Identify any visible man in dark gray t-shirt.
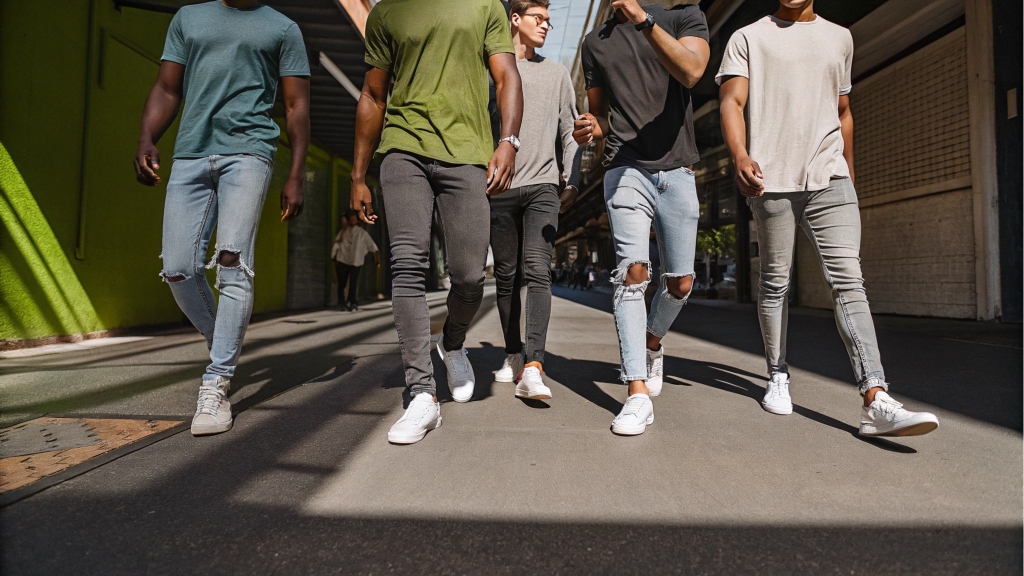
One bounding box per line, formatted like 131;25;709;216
574;1;709;437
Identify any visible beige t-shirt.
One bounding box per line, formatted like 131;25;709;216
716;16;853;192
332;227;378;266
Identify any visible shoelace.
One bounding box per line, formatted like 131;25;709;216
620;396;647;417
522;367;540;381
449;349;472;380
874;396;904;418
649;355;663;375
196;387;223;416
765;377;788;401
403;398;432;424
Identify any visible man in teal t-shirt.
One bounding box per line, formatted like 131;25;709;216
351;0;524;445
134;0;310;437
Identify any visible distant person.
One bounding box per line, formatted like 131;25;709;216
351;0;523;444
575;0;709;435
490;0;582;401
717;0;938;436
332;209;380;311
134;0;310;436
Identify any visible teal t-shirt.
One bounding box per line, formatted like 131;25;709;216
364;0;514;166
161;1;310;161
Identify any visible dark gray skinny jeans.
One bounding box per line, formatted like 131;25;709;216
489;183;559;364
380;152;490;397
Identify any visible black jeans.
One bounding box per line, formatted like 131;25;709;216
380;152;490;397
489;184;559;364
335;262;361;307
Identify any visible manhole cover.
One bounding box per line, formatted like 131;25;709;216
0;421;100;458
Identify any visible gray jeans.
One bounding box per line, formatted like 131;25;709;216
749;177;888;395
489;183;559;364
380;152;490;397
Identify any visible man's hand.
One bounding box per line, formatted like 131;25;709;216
281;176;305;221
573;113;597;146
611;0;647;25
735;156;765;198
134;142;162;186
486;141;516;195
351;179;378;224
559;185;579;213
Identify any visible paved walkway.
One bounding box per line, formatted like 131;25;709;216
1;287;1021;574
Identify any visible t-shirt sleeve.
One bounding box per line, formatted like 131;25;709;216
279;23;310;77
362;230;379;254
581;40;605;90
364;6;393;71
483;0;514;56
557;67;582;187
839;30;853;95
715;31;748;85
667;5;709;43
161;11;188;64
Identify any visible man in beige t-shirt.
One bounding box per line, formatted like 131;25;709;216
718;0;938;439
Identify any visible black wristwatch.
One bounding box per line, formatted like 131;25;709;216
635;11;655;31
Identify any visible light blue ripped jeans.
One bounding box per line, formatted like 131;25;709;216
604;166;699;382
160;154;273;381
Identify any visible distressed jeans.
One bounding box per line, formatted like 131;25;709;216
160;154;273;381
380;152;490;397
489;183;559;365
749;177;887;395
605;166;699;382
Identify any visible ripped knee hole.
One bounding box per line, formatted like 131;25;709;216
217;251;241;267
666;276;693;299
623;262;650;286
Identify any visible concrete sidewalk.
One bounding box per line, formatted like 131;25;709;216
1;287;1021;574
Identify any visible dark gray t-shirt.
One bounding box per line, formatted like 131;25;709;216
581;4;709;171
162;1;310;161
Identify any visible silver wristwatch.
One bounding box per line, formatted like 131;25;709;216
498;135;521;151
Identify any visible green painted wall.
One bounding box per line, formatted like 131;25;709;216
0;0;336;341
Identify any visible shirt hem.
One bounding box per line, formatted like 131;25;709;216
378;145;489;167
172;150;276;161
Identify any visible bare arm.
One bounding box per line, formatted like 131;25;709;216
612;0;709;88
350;67;391;225
135;61;185;186
280;75;310;221
572;87;610;146
487;52;524;196
838;94;854;184
719;75;764;197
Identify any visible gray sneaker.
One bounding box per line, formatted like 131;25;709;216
191;376;233;436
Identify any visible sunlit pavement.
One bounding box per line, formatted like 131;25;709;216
1;285;1021;574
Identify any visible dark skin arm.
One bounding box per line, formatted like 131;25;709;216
135;61;185;186
838;94;854;184
280;75;311;221
611;0;709;88
486;52;524;196
719;75;764;197
571;87;610;146
350;67;390;225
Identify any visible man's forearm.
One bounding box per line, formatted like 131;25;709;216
494;73;524;140
720;99;750;162
285;102;310;182
351;95;386;182
642;26;707;88
138;86;180;145
840;113;855;182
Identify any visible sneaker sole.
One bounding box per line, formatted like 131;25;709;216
515;389;552;400
611;414;654;436
191;420;233;436
860;420;939;437
495;373;514;383
762;401;793;415
389;417;442;445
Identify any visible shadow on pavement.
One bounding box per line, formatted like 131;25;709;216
554;286;1023;431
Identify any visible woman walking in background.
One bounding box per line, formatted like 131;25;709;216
332;209;379;311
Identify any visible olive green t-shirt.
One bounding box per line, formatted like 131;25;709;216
364;0;514;166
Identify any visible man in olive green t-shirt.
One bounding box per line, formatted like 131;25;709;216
351;0;524;445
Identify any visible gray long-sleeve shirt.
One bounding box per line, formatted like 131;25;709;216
510;55;582;190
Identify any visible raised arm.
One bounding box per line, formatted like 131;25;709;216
486;52;524;195
612;0;709;88
350;67;392;225
280;76;310;221
838;94;855;184
135;61;185;186
719;75;764;197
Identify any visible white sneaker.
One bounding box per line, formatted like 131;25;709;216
436;340;475;403
191;376;232;436
515;366;552;400
859;391;939;437
611;394;654;436
762;372;793;415
646;346;664;397
495;353;524;383
388;393;442;444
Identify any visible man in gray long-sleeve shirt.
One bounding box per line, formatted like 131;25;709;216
490;0;581;400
